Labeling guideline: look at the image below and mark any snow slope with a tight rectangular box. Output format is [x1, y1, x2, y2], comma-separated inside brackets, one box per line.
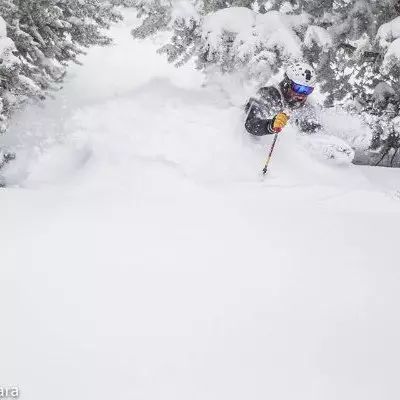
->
[1, 11, 400, 400]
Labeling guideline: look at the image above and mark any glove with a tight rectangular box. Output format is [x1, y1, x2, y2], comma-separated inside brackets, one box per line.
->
[271, 112, 289, 133]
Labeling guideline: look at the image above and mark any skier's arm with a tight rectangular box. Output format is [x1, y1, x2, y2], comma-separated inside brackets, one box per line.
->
[295, 104, 322, 133]
[244, 87, 283, 136]
[245, 99, 276, 136]
[296, 118, 322, 133]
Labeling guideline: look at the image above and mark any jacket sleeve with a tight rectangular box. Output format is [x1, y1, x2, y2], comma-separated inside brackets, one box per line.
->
[244, 87, 283, 136]
[245, 99, 275, 136]
[294, 103, 323, 133]
[295, 118, 322, 133]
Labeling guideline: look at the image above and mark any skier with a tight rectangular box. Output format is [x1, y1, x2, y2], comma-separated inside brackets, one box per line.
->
[245, 62, 321, 136]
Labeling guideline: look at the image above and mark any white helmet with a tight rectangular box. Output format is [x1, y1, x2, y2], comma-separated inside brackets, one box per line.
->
[286, 63, 316, 87]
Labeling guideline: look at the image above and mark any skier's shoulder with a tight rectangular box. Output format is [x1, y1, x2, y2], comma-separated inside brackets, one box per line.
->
[244, 85, 282, 113]
[256, 86, 282, 102]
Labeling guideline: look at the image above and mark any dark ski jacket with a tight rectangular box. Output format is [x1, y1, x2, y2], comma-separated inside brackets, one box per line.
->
[245, 86, 321, 136]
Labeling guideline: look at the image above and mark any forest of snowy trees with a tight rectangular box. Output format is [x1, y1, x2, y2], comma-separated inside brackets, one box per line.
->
[127, 0, 400, 167]
[0, 0, 122, 132]
[2, 1, 400, 166]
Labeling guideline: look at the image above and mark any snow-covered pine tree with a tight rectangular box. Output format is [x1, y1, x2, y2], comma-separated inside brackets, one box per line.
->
[326, 0, 400, 166]
[277, 0, 400, 166]
[0, 0, 122, 132]
[0, 11, 22, 132]
[127, 0, 400, 166]
[361, 6, 400, 166]
[0, 1, 48, 132]
[129, 0, 177, 39]
[129, 0, 310, 85]
[127, 0, 259, 44]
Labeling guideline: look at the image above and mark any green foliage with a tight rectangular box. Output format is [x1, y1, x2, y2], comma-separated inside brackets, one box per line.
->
[130, 0, 171, 39]
[0, 0, 122, 132]
[158, 15, 201, 67]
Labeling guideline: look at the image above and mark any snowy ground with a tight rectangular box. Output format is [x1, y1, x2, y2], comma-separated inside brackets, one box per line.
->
[1, 11, 400, 400]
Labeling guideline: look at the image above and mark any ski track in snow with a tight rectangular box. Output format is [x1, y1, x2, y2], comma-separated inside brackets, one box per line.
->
[1, 11, 400, 400]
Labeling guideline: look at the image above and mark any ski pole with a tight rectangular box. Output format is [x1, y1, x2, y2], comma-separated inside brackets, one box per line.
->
[261, 112, 290, 175]
[262, 132, 279, 175]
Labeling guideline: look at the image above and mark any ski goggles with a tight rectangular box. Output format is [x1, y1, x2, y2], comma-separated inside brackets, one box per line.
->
[290, 82, 314, 96]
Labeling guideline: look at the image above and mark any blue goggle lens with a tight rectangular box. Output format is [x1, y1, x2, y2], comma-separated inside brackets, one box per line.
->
[291, 82, 314, 95]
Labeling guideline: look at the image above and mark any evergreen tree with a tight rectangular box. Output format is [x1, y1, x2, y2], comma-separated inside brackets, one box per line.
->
[0, 0, 122, 132]
[130, 0, 310, 84]
[129, 0, 181, 40]
[126, 0, 400, 166]
[0, 12, 22, 132]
